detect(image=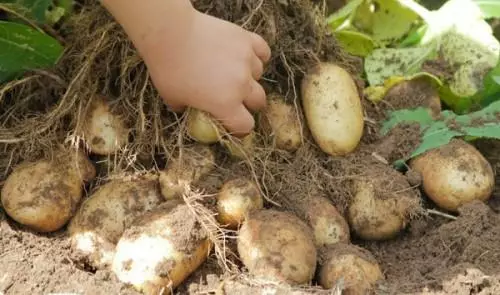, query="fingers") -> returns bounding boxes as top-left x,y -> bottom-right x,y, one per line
165,100 -> 186,113
249,32 -> 271,64
214,104 -> 255,137
243,80 -> 266,111
251,55 -> 264,80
